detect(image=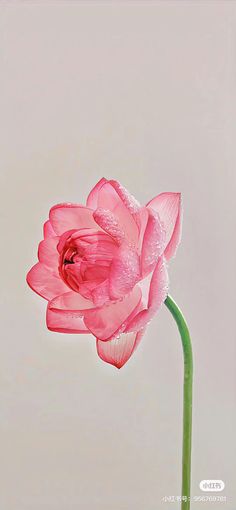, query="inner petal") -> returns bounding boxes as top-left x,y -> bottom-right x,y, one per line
59,228 -> 118,296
